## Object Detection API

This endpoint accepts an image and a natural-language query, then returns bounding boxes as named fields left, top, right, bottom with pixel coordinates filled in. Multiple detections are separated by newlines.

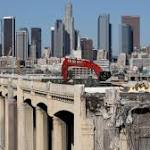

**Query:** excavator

left=61, top=58, right=111, bottom=81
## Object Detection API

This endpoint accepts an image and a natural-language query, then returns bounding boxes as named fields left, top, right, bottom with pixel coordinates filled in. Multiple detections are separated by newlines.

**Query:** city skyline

left=0, top=0, right=149, bottom=56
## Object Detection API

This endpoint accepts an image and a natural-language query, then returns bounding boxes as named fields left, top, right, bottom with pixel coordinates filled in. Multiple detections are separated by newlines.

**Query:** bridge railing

left=0, top=76, right=75, bottom=100
left=0, top=77, right=9, bottom=86
left=49, top=83, right=74, bottom=100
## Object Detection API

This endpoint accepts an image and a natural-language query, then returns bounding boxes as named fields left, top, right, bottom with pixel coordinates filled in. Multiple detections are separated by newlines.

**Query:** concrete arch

left=24, top=99, right=32, bottom=106
left=31, top=98, right=48, bottom=108
left=54, top=110, right=74, bottom=117
left=53, top=110, right=74, bottom=150
left=13, top=95, right=17, bottom=100
left=1, top=89, right=8, bottom=97
left=37, top=102, right=48, bottom=112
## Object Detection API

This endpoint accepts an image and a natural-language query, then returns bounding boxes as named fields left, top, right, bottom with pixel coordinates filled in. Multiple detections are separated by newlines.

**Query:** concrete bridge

left=1, top=75, right=150, bottom=150
left=0, top=75, right=94, bottom=150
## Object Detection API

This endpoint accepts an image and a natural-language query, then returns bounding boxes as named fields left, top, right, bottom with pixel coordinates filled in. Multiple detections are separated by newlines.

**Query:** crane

left=61, top=58, right=111, bottom=81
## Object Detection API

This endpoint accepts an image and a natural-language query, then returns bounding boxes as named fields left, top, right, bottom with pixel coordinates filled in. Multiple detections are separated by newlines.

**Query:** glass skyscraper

left=119, top=24, right=133, bottom=54
left=31, top=28, right=41, bottom=59
left=64, top=0, right=75, bottom=53
left=97, top=14, right=112, bottom=61
left=16, top=28, right=29, bottom=61
left=54, top=20, right=65, bottom=58
left=122, top=16, right=140, bottom=50
left=2, top=16, right=15, bottom=56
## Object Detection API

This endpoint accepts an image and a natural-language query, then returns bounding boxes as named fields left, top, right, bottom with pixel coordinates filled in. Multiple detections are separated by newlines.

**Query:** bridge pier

left=5, top=98, right=17, bottom=150
left=0, top=96, right=5, bottom=150
left=74, top=85, right=95, bottom=150
left=52, top=116, right=67, bottom=150
left=17, top=103, right=34, bottom=150
left=36, top=107, right=48, bottom=150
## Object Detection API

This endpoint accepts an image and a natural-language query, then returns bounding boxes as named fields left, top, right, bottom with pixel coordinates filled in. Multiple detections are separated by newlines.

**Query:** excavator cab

left=62, top=58, right=112, bottom=81
left=99, top=71, right=111, bottom=81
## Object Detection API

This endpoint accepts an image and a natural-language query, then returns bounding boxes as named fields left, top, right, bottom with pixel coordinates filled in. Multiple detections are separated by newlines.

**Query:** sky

left=0, top=0, right=150, bottom=56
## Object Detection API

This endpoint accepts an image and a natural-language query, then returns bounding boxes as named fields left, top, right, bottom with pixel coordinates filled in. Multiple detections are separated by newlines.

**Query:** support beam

left=0, top=96, right=5, bottom=150
left=5, top=98, right=17, bottom=150
left=74, top=85, right=94, bottom=150
left=17, top=103, right=34, bottom=150
left=36, top=107, right=48, bottom=150
left=52, top=116, right=67, bottom=150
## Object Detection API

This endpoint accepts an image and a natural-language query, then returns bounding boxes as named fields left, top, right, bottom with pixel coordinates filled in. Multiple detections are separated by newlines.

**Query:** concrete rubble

left=85, top=82, right=150, bottom=150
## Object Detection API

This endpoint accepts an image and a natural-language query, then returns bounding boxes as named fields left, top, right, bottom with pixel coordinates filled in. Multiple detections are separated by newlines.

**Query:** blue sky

left=0, top=0, right=149, bottom=55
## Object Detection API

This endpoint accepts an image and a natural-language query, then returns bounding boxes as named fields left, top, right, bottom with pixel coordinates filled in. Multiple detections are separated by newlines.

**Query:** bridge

left=0, top=74, right=94, bottom=150
left=1, top=75, right=150, bottom=150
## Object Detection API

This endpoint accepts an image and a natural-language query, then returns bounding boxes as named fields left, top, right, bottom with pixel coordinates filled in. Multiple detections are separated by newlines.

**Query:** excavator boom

left=62, top=58, right=111, bottom=81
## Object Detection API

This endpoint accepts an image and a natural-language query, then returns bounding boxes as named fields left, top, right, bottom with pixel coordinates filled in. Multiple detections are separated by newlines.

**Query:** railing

left=0, top=75, right=75, bottom=100
left=50, top=83, right=74, bottom=99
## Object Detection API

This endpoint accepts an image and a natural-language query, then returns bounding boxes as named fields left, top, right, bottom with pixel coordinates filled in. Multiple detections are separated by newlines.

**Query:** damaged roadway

left=85, top=81, right=150, bottom=150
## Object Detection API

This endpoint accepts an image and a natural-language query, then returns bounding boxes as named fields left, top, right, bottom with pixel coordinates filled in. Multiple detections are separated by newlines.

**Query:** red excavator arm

left=62, top=58, right=103, bottom=80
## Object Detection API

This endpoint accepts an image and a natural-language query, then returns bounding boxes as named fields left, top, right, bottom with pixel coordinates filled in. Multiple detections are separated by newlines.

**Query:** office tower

left=119, top=24, right=133, bottom=54
left=30, top=41, right=36, bottom=60
left=80, top=38, right=93, bottom=51
left=51, top=27, right=55, bottom=57
left=31, top=28, right=41, bottom=58
left=2, top=16, right=15, bottom=56
left=74, top=30, right=78, bottom=50
left=64, top=0, right=75, bottom=53
left=54, top=20, right=65, bottom=57
left=97, top=14, right=112, bottom=61
left=0, top=44, right=2, bottom=56
left=16, top=28, right=29, bottom=61
left=122, top=16, right=140, bottom=50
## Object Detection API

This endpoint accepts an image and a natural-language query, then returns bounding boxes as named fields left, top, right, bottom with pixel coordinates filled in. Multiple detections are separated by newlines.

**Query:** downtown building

left=63, top=0, right=75, bottom=54
left=119, top=24, right=133, bottom=54
left=53, top=20, right=66, bottom=58
left=31, top=28, right=42, bottom=59
left=51, top=0, right=77, bottom=58
left=16, top=28, right=29, bottom=61
left=97, top=14, right=112, bottom=61
left=122, top=16, right=140, bottom=50
left=80, top=38, right=93, bottom=51
left=51, top=27, right=55, bottom=57
left=1, top=16, right=15, bottom=56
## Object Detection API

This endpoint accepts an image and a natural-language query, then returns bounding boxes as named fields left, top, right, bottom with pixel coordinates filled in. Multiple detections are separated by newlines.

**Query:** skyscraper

left=80, top=38, right=93, bottom=51
left=2, top=16, right=15, bottom=56
left=31, top=28, right=41, bottom=58
left=119, top=24, right=133, bottom=54
left=54, top=20, right=65, bottom=58
left=51, top=27, right=55, bottom=57
left=64, top=0, right=75, bottom=53
left=16, top=28, right=29, bottom=61
left=97, top=14, right=112, bottom=61
left=122, top=16, right=140, bottom=50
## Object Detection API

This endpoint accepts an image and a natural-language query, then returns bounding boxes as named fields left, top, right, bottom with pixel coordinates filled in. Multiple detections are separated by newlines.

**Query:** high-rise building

left=122, top=16, right=140, bottom=50
left=64, top=0, right=75, bottom=53
left=51, top=27, right=55, bottom=57
left=16, top=28, right=29, bottom=61
left=31, top=28, right=41, bottom=58
left=2, top=16, right=15, bottom=56
left=0, top=44, right=2, bottom=56
left=97, top=14, right=112, bottom=61
left=54, top=20, right=65, bottom=58
left=119, top=24, right=133, bottom=54
left=80, top=38, right=93, bottom=51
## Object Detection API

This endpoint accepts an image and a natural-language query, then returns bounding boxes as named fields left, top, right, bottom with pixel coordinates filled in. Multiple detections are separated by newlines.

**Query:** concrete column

left=0, top=96, right=5, bottom=150
left=17, top=103, right=34, bottom=150
left=5, top=98, right=17, bottom=150
left=119, top=129, right=128, bottom=150
left=74, top=85, right=94, bottom=150
left=36, top=107, right=48, bottom=150
left=52, top=116, right=67, bottom=150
